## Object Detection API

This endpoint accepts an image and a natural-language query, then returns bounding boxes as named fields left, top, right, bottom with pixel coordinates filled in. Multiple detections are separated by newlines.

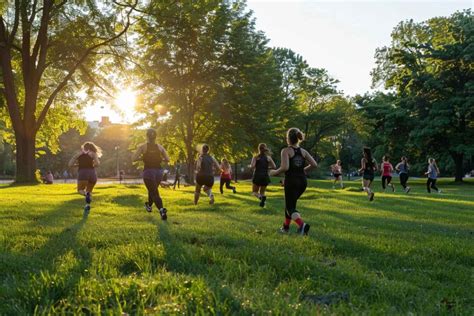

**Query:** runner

left=381, top=155, right=395, bottom=192
left=194, top=144, right=221, bottom=205
left=359, top=147, right=377, bottom=201
left=132, top=129, right=170, bottom=220
left=172, top=160, right=181, bottom=190
left=425, top=158, right=441, bottom=193
left=220, top=158, right=236, bottom=194
left=395, top=156, right=411, bottom=193
left=330, top=160, right=344, bottom=189
left=251, top=143, right=276, bottom=207
left=68, top=142, right=102, bottom=216
left=270, top=128, right=317, bottom=235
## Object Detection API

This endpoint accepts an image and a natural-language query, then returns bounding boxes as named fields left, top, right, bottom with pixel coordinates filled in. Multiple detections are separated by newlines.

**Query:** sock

left=294, top=218, right=304, bottom=228
left=207, top=189, right=213, bottom=197
left=340, top=181, right=344, bottom=188
left=284, top=218, right=291, bottom=226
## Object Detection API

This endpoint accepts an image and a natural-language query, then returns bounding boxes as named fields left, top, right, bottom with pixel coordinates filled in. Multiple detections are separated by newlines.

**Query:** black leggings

left=381, top=176, right=392, bottom=189
left=144, top=178, right=164, bottom=209
left=427, top=178, right=438, bottom=193
left=173, top=173, right=180, bottom=189
left=284, top=176, right=307, bottom=219
left=399, top=173, right=409, bottom=189
left=220, top=178, right=235, bottom=194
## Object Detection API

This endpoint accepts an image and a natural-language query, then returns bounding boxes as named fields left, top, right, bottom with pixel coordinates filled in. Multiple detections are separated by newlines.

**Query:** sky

left=85, top=0, right=472, bottom=123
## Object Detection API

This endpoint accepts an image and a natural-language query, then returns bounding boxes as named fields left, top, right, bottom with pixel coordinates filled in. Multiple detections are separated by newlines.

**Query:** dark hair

left=258, top=143, right=271, bottom=156
left=82, top=142, right=102, bottom=157
left=383, top=155, right=389, bottom=162
left=363, top=147, right=373, bottom=167
left=401, top=156, right=407, bottom=162
left=202, top=144, right=210, bottom=154
left=146, top=129, right=157, bottom=143
left=287, top=128, right=304, bottom=145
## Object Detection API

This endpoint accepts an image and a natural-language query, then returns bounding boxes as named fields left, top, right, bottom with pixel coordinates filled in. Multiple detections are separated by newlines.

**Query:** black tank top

left=198, top=154, right=214, bottom=176
left=254, top=154, right=269, bottom=175
left=143, top=143, right=162, bottom=169
left=364, top=158, right=375, bottom=174
left=78, top=153, right=94, bottom=169
left=285, top=147, right=306, bottom=177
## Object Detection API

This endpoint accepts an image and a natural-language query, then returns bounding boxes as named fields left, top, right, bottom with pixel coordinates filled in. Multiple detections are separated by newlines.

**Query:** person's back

left=198, top=154, right=214, bottom=176
left=254, top=154, right=269, bottom=175
left=428, top=163, right=438, bottom=179
left=286, top=147, right=306, bottom=177
left=143, top=143, right=162, bottom=169
left=78, top=153, right=94, bottom=169
left=382, top=162, right=392, bottom=176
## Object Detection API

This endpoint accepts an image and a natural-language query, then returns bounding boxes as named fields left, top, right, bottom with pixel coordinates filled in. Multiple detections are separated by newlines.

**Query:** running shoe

left=279, top=225, right=289, bottom=234
left=369, top=192, right=375, bottom=201
left=392, top=185, right=395, bottom=193
left=438, top=190, right=442, bottom=194
left=297, top=223, right=310, bottom=236
left=83, top=204, right=90, bottom=217
left=85, top=192, right=91, bottom=204
left=144, top=202, right=152, bottom=212
left=159, top=208, right=167, bottom=220
left=233, top=187, right=237, bottom=194
left=259, top=195, right=267, bottom=208
left=405, top=187, right=411, bottom=194
left=209, top=194, right=215, bottom=205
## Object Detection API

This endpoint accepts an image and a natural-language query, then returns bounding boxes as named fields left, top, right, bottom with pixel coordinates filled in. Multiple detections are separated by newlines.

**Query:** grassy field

left=0, top=178, right=473, bottom=315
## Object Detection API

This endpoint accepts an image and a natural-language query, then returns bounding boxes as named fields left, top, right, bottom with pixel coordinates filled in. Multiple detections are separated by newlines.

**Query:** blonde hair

left=82, top=142, right=102, bottom=158
left=221, top=158, right=231, bottom=169
left=257, top=143, right=271, bottom=156
left=287, top=128, right=304, bottom=145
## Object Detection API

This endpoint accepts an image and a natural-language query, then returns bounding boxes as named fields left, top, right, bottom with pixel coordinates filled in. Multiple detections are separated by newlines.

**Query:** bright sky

left=84, top=0, right=472, bottom=124
left=247, top=0, right=472, bottom=96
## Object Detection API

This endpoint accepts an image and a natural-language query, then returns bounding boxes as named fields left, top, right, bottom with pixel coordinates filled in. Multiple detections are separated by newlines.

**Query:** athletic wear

left=78, top=169, right=97, bottom=184
left=143, top=143, right=162, bottom=169
left=286, top=147, right=306, bottom=177
left=198, top=154, right=214, bottom=176
left=284, top=147, right=307, bottom=219
left=381, top=175, right=393, bottom=190
left=427, top=164, right=438, bottom=179
left=362, top=158, right=376, bottom=181
left=398, top=162, right=409, bottom=174
left=220, top=178, right=235, bottom=194
left=78, top=153, right=94, bottom=169
left=382, top=162, right=393, bottom=177
left=253, top=154, right=271, bottom=186
left=427, top=178, right=439, bottom=193
left=400, top=173, right=409, bottom=189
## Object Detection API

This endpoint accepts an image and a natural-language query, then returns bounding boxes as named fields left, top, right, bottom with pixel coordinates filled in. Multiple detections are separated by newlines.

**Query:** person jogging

left=173, top=160, right=181, bottom=190
left=132, top=129, right=170, bottom=220
left=68, top=142, right=102, bottom=216
left=359, top=147, right=377, bottom=201
left=251, top=143, right=276, bottom=207
left=270, top=128, right=317, bottom=235
left=381, top=155, right=395, bottom=192
left=395, top=156, right=411, bottom=193
left=331, top=160, right=344, bottom=189
left=425, top=158, right=441, bottom=193
left=194, top=144, right=221, bottom=205
left=220, top=158, right=236, bottom=194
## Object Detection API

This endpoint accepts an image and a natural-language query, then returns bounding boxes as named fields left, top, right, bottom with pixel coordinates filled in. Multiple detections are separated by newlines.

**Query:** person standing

left=395, top=156, right=411, bottom=193
left=220, top=158, right=236, bottom=194
left=194, top=144, right=221, bottom=205
left=425, top=158, right=441, bottom=193
left=330, top=160, right=344, bottom=189
left=270, top=128, right=317, bottom=235
left=359, top=147, right=377, bottom=201
left=381, top=155, right=395, bottom=192
left=173, top=160, right=181, bottom=190
left=251, top=143, right=276, bottom=207
left=132, top=129, right=170, bottom=220
left=68, top=142, right=102, bottom=216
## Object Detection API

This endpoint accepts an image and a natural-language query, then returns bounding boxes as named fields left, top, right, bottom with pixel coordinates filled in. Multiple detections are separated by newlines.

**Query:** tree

left=0, top=1, right=135, bottom=182
left=372, top=10, right=474, bottom=181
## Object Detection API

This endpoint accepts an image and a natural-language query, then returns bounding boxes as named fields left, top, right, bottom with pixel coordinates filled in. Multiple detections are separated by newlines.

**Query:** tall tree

left=372, top=10, right=474, bottom=181
left=0, top=1, right=135, bottom=182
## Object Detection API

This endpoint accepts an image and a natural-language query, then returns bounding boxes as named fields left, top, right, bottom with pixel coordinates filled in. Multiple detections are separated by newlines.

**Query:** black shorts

left=333, top=173, right=342, bottom=179
left=252, top=174, right=270, bottom=186
left=363, top=173, right=374, bottom=181
left=196, top=174, right=214, bottom=188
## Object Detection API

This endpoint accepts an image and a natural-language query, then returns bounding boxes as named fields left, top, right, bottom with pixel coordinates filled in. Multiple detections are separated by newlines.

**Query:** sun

left=115, top=89, right=136, bottom=112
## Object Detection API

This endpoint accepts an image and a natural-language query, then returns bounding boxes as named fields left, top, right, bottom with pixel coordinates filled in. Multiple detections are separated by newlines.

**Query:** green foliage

left=0, top=180, right=473, bottom=313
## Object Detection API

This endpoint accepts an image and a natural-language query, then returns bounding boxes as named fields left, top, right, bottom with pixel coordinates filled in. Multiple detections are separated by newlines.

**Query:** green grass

left=0, top=179, right=473, bottom=315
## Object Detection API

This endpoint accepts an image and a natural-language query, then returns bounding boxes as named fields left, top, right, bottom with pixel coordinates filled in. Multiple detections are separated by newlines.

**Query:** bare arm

left=132, top=144, right=145, bottom=162
left=270, top=149, right=289, bottom=176
left=68, top=151, right=82, bottom=168
left=90, top=152, right=100, bottom=167
left=373, top=160, right=378, bottom=172
left=213, top=157, right=222, bottom=172
left=268, top=156, right=277, bottom=169
left=250, top=156, right=256, bottom=169
left=195, top=156, right=202, bottom=174
left=159, top=145, right=170, bottom=164
left=359, top=158, right=366, bottom=173
left=395, top=162, right=401, bottom=171
left=302, top=149, right=317, bottom=173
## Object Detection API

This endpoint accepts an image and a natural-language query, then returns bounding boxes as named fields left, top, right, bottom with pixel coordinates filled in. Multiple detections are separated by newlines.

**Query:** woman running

left=195, top=144, right=221, bottom=205
left=220, top=159, right=236, bottom=194
left=251, top=143, right=276, bottom=207
left=68, top=142, right=102, bottom=215
left=132, top=129, right=170, bottom=220
left=425, top=158, right=441, bottom=193
left=270, top=128, right=317, bottom=235
left=331, top=160, right=344, bottom=189
left=395, top=156, right=411, bottom=193
left=381, top=155, right=395, bottom=192
left=359, top=147, right=377, bottom=201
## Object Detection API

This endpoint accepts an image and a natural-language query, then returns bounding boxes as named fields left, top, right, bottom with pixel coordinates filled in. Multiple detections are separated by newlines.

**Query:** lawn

left=0, top=179, right=473, bottom=315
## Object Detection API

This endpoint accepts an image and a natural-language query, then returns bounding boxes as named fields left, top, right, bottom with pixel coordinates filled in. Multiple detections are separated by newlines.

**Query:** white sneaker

left=209, top=194, right=215, bottom=205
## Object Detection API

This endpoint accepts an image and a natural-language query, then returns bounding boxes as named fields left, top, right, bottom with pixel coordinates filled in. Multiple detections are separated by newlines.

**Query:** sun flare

left=115, top=89, right=136, bottom=112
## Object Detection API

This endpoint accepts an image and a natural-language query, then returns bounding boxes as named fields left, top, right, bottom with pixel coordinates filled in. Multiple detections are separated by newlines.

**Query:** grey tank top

left=198, top=154, right=214, bottom=176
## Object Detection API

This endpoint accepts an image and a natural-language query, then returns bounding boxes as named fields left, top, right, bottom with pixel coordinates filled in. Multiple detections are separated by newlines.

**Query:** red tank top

left=382, top=162, right=392, bottom=176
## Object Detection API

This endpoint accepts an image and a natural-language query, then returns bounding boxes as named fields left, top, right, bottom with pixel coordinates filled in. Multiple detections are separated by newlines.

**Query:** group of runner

left=67, top=127, right=443, bottom=235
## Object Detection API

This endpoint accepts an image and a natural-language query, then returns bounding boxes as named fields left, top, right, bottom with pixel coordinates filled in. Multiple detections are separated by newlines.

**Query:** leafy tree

left=0, top=0, right=135, bottom=182
left=372, top=10, right=474, bottom=181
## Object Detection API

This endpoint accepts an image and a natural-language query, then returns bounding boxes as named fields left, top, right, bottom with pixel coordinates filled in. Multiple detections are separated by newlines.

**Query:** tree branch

left=79, top=64, right=114, bottom=99
left=7, top=0, right=20, bottom=44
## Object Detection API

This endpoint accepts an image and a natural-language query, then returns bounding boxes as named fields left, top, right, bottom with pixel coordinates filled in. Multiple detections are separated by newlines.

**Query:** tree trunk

left=452, top=152, right=464, bottom=183
left=185, top=143, right=195, bottom=185
left=15, top=131, right=38, bottom=183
